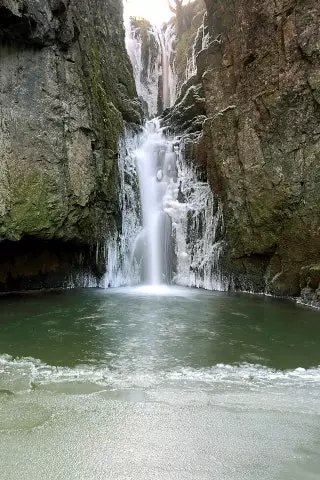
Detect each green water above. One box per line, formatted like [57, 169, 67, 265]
[0, 286, 319, 479]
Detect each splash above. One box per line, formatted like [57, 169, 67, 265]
[1, 354, 320, 391]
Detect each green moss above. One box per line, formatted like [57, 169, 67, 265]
[0, 172, 65, 240]
[90, 37, 124, 155]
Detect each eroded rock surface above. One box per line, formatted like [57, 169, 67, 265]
[179, 0, 320, 301]
[0, 0, 142, 290]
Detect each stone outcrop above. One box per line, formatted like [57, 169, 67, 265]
[174, 0, 320, 302]
[161, 0, 208, 133]
[172, 0, 206, 93]
[162, 82, 206, 134]
[0, 0, 142, 291]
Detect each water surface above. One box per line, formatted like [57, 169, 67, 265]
[0, 287, 319, 479]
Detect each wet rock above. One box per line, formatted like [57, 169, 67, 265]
[0, 0, 142, 290]
[162, 0, 319, 299]
[198, 0, 320, 296]
[173, 0, 206, 93]
[162, 84, 206, 133]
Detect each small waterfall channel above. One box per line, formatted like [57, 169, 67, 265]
[104, 120, 229, 291]
[134, 120, 175, 284]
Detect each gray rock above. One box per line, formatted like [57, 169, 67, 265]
[173, 0, 320, 298]
[0, 0, 142, 290]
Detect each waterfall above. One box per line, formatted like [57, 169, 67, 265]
[163, 135, 229, 291]
[104, 10, 229, 291]
[107, 120, 228, 289]
[125, 19, 160, 117]
[169, 151, 229, 290]
[133, 120, 175, 284]
[125, 17, 177, 116]
[102, 128, 142, 288]
[157, 23, 177, 110]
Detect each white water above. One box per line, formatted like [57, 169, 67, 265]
[125, 18, 177, 116]
[135, 122, 162, 284]
[2, 354, 320, 392]
[164, 137, 230, 290]
[159, 23, 177, 109]
[125, 20, 160, 117]
[107, 121, 228, 289]
[113, 13, 227, 289]
[133, 120, 175, 284]
[101, 129, 142, 287]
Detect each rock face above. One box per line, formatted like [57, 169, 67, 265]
[193, 0, 320, 301]
[173, 0, 206, 93]
[0, 0, 142, 291]
[161, 0, 208, 134]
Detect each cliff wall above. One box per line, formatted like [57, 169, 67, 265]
[0, 0, 142, 290]
[196, 0, 320, 301]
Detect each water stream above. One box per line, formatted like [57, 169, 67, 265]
[125, 17, 177, 116]
[134, 120, 174, 284]
[120, 14, 229, 292]
[109, 119, 228, 290]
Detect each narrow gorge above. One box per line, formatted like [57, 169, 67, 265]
[0, 0, 319, 308]
[118, 0, 320, 307]
[1, 3, 320, 479]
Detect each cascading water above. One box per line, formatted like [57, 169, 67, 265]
[109, 120, 228, 290]
[165, 137, 229, 290]
[157, 23, 177, 110]
[125, 17, 177, 116]
[101, 128, 142, 288]
[105, 10, 228, 290]
[125, 19, 160, 117]
[133, 120, 175, 285]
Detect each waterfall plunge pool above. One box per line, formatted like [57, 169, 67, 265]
[0, 287, 320, 479]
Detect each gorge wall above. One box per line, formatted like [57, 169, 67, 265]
[165, 0, 320, 304]
[201, 0, 320, 302]
[0, 0, 142, 291]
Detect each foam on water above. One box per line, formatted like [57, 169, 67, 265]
[1, 354, 320, 392]
[115, 285, 195, 297]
